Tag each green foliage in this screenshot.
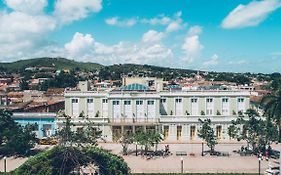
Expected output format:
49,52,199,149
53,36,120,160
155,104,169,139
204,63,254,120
39,72,78,91
198,119,217,153
260,91,281,142
56,112,102,148
0,57,102,73
201,111,205,115
133,131,163,154
216,110,221,115
228,109,278,153
14,146,130,175
119,133,134,155
185,110,190,115
0,110,36,155
13,112,129,175
95,111,100,118
19,79,29,90
86,147,130,175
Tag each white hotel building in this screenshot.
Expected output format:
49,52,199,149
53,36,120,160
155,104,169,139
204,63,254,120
61,81,250,142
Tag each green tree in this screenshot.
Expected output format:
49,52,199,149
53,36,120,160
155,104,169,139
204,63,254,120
260,91,281,142
228,109,278,154
198,118,217,154
119,133,133,155
0,110,36,155
132,131,163,155
19,79,29,90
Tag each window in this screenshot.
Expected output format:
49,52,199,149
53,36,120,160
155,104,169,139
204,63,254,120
206,98,213,103
160,99,166,103
87,98,94,116
206,98,214,115
191,98,197,103
72,99,78,103
175,98,182,103
87,98,93,103
222,98,228,103
216,126,222,139
147,100,154,105
190,126,196,140
71,98,79,117
191,98,198,115
164,126,169,139
102,99,108,103
237,98,245,112
238,98,244,103
222,98,229,115
124,100,131,105
136,100,143,105
177,126,182,140
175,98,183,115
113,101,119,105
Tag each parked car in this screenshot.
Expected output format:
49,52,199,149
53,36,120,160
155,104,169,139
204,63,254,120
39,137,58,145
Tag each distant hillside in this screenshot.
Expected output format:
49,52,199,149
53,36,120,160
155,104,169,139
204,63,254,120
0,57,103,72
0,57,274,85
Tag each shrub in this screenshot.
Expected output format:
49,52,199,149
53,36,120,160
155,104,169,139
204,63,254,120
13,146,129,175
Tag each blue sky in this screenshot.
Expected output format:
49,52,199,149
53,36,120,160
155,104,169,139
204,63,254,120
0,0,281,73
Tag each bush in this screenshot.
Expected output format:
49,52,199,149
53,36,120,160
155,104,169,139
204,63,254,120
13,146,129,175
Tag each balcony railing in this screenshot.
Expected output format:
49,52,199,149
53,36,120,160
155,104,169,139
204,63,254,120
159,115,238,123
56,117,109,124
109,118,159,124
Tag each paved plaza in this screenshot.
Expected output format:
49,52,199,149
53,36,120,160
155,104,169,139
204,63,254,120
0,143,280,173
99,143,281,173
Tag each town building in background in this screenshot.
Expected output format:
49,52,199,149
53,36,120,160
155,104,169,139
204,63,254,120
62,79,251,142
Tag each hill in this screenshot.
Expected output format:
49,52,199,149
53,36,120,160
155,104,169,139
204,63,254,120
0,57,274,85
0,57,103,72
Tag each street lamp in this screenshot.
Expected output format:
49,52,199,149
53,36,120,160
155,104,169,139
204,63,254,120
258,157,261,175
180,157,184,174
3,156,7,173
279,150,281,174
201,141,204,156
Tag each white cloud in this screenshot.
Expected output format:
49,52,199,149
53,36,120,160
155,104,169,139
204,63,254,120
221,0,281,29
227,60,246,65
54,0,102,24
141,15,171,25
65,32,94,56
63,32,173,65
0,11,56,60
142,30,165,43
105,11,186,30
181,26,204,63
188,25,202,36
105,17,136,27
105,17,118,25
4,0,47,15
203,54,219,67
166,19,183,32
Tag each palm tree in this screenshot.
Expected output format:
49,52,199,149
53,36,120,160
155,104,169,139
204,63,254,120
260,91,281,142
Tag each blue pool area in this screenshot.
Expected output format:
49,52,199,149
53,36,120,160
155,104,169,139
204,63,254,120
12,113,57,139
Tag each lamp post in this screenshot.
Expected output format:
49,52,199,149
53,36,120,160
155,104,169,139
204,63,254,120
180,157,184,174
279,150,281,174
3,156,7,173
258,157,261,175
201,141,204,156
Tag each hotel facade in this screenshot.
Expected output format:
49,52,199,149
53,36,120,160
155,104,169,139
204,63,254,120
61,82,250,143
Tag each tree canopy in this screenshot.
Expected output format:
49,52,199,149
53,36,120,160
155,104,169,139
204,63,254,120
198,118,217,153
0,110,37,155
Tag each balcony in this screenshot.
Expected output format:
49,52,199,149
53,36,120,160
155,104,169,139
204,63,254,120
159,115,238,123
56,117,109,124
109,118,159,125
